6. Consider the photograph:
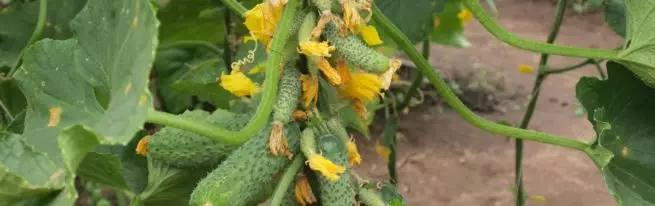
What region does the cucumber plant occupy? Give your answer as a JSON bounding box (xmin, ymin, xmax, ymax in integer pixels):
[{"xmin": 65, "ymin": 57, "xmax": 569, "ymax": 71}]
[{"xmin": 0, "ymin": 0, "xmax": 652, "ymax": 205}]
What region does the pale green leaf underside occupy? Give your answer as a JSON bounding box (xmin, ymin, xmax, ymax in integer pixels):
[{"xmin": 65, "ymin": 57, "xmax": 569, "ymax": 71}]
[
  {"xmin": 13, "ymin": 0, "xmax": 158, "ymax": 168},
  {"xmin": 616, "ymin": 0, "xmax": 655, "ymax": 88},
  {"xmin": 576, "ymin": 62, "xmax": 655, "ymax": 206}
]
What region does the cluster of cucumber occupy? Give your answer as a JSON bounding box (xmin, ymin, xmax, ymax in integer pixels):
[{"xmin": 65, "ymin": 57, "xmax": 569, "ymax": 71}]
[{"xmin": 145, "ymin": 0, "xmax": 407, "ymax": 205}]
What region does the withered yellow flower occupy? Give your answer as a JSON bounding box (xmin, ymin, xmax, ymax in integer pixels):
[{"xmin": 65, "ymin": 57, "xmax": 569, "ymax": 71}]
[
  {"xmin": 341, "ymin": 0, "xmax": 362, "ymax": 34},
  {"xmin": 375, "ymin": 140, "xmax": 391, "ymax": 164},
  {"xmin": 135, "ymin": 135, "xmax": 151, "ymax": 156},
  {"xmin": 294, "ymin": 174, "xmax": 317, "ymax": 205},
  {"xmin": 359, "ymin": 24, "xmax": 383, "ymax": 46},
  {"xmin": 306, "ymin": 154, "xmax": 346, "ymax": 181},
  {"xmin": 518, "ymin": 64, "xmax": 534, "ymax": 74},
  {"xmin": 268, "ymin": 121, "xmax": 292, "ymax": 159},
  {"xmin": 380, "ymin": 59, "xmax": 401, "ymax": 90},
  {"xmin": 317, "ymin": 58, "xmax": 342, "ymax": 85},
  {"xmin": 346, "ymin": 138, "xmax": 362, "ymax": 166},
  {"xmin": 336, "ymin": 60, "xmax": 352, "ymax": 84},
  {"xmin": 300, "ymin": 75, "xmax": 319, "ymax": 107},
  {"xmin": 220, "ymin": 70, "xmax": 260, "ymax": 97},
  {"xmin": 299, "ymin": 41, "xmax": 336, "ymax": 57}
]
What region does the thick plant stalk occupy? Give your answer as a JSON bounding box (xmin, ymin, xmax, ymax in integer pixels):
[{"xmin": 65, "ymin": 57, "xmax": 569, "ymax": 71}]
[
  {"xmin": 146, "ymin": 0, "xmax": 301, "ymax": 145},
  {"xmin": 370, "ymin": 4, "xmax": 589, "ymax": 151},
  {"xmin": 270, "ymin": 155, "xmax": 305, "ymax": 206},
  {"xmin": 461, "ymin": 0, "xmax": 618, "ymax": 60}
]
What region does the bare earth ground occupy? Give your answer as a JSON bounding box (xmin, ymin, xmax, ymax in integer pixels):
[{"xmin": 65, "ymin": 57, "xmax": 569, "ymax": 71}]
[{"xmin": 354, "ymin": 0, "xmax": 623, "ymax": 205}]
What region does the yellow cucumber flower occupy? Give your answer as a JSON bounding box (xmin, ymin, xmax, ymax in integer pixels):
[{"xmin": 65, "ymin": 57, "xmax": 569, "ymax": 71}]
[
  {"xmin": 306, "ymin": 154, "xmax": 346, "ymax": 181},
  {"xmin": 346, "ymin": 138, "xmax": 362, "ymax": 166},
  {"xmin": 299, "ymin": 41, "xmax": 336, "ymax": 57},
  {"xmin": 268, "ymin": 121, "xmax": 293, "ymax": 159},
  {"xmin": 518, "ymin": 64, "xmax": 534, "ymax": 74},
  {"xmin": 458, "ymin": 8, "xmax": 473, "ymax": 23},
  {"xmin": 294, "ymin": 174, "xmax": 317, "ymax": 205},
  {"xmin": 338, "ymin": 72, "xmax": 383, "ymax": 103},
  {"xmin": 244, "ymin": 2, "xmax": 284, "ymax": 49},
  {"xmin": 341, "ymin": 0, "xmax": 362, "ymax": 35},
  {"xmin": 380, "ymin": 59, "xmax": 401, "ymax": 90},
  {"xmin": 317, "ymin": 58, "xmax": 342, "ymax": 85},
  {"xmin": 375, "ymin": 140, "xmax": 391, "ymax": 164},
  {"xmin": 220, "ymin": 70, "xmax": 260, "ymax": 97},
  {"xmin": 336, "ymin": 59, "xmax": 352, "ymax": 84},
  {"xmin": 135, "ymin": 135, "xmax": 151, "ymax": 156},
  {"xmin": 300, "ymin": 74, "xmax": 319, "ymax": 107},
  {"xmin": 359, "ymin": 24, "xmax": 383, "ymax": 46}
]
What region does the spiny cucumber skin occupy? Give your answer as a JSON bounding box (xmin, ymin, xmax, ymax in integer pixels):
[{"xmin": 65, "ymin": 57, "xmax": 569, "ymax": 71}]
[
  {"xmin": 326, "ymin": 117, "xmax": 349, "ymax": 143},
  {"xmin": 146, "ymin": 110, "xmax": 250, "ymax": 168},
  {"xmin": 300, "ymin": 128, "xmax": 317, "ymax": 158},
  {"xmin": 325, "ymin": 24, "xmax": 389, "ymax": 73},
  {"xmin": 272, "ymin": 66, "xmax": 302, "ymax": 124},
  {"xmin": 317, "ymin": 135, "xmax": 354, "ymax": 206},
  {"xmin": 189, "ymin": 123, "xmax": 302, "ymax": 206}
]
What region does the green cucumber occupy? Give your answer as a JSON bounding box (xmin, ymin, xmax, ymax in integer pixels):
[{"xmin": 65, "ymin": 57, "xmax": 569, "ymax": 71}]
[
  {"xmin": 146, "ymin": 109, "xmax": 250, "ymax": 168},
  {"xmin": 316, "ymin": 134, "xmax": 355, "ymax": 206},
  {"xmin": 189, "ymin": 123, "xmax": 302, "ymax": 206},
  {"xmin": 325, "ymin": 24, "xmax": 389, "ymax": 73},
  {"xmin": 360, "ymin": 181, "xmax": 407, "ymax": 206},
  {"xmin": 272, "ymin": 65, "xmax": 302, "ymax": 124}
]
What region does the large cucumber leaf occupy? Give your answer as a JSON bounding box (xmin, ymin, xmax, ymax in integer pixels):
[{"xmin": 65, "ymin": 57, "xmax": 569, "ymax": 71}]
[
  {"xmin": 615, "ymin": 0, "xmax": 655, "ymax": 88},
  {"xmin": 577, "ymin": 62, "xmax": 655, "ymax": 205}
]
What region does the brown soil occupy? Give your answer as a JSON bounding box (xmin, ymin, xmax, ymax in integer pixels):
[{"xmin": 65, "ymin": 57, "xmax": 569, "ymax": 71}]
[{"xmin": 354, "ymin": 0, "xmax": 623, "ymax": 205}]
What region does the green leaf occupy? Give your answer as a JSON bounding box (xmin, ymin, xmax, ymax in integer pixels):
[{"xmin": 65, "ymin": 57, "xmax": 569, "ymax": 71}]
[
  {"xmin": 138, "ymin": 158, "xmax": 212, "ymax": 206},
  {"xmin": 153, "ymin": 49, "xmax": 194, "ymax": 113},
  {"xmin": 430, "ymin": 0, "xmax": 470, "ymax": 48},
  {"xmin": 376, "ymin": 0, "xmax": 446, "ymax": 44},
  {"xmin": 615, "ymin": 0, "xmax": 655, "ymax": 88},
  {"xmin": 0, "ymin": 0, "xmax": 87, "ymax": 67},
  {"xmin": 603, "ymin": 0, "xmax": 626, "ymax": 37},
  {"xmin": 157, "ymin": 0, "xmax": 225, "ymax": 44},
  {"xmin": 576, "ymin": 62, "xmax": 655, "ymax": 205},
  {"xmin": 13, "ymin": 0, "xmax": 158, "ymax": 167},
  {"xmin": 0, "ymin": 79, "xmax": 26, "ymax": 120},
  {"xmin": 0, "ymin": 132, "xmax": 66, "ymax": 205},
  {"xmin": 173, "ymin": 58, "xmax": 236, "ymax": 110},
  {"xmin": 77, "ymin": 131, "xmax": 149, "ymax": 193}
]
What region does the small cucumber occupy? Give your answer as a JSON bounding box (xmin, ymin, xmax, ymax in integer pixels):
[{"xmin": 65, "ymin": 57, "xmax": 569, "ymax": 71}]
[
  {"xmin": 189, "ymin": 123, "xmax": 302, "ymax": 206},
  {"xmin": 146, "ymin": 109, "xmax": 250, "ymax": 168},
  {"xmin": 272, "ymin": 66, "xmax": 302, "ymax": 124},
  {"xmin": 316, "ymin": 134, "xmax": 355, "ymax": 206},
  {"xmin": 325, "ymin": 24, "xmax": 389, "ymax": 73},
  {"xmin": 360, "ymin": 181, "xmax": 407, "ymax": 206}
]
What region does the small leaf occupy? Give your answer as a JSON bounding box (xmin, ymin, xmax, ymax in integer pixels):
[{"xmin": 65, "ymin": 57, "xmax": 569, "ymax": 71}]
[
  {"xmin": 576, "ymin": 62, "xmax": 655, "ymax": 205},
  {"xmin": 173, "ymin": 58, "xmax": 236, "ymax": 110},
  {"xmin": 376, "ymin": 0, "xmax": 446, "ymax": 44},
  {"xmin": 138, "ymin": 159, "xmax": 212, "ymax": 206},
  {"xmin": 430, "ymin": 0, "xmax": 470, "ymax": 48},
  {"xmin": 157, "ymin": 0, "xmax": 225, "ymax": 44},
  {"xmin": 0, "ymin": 0, "xmax": 87, "ymax": 67}
]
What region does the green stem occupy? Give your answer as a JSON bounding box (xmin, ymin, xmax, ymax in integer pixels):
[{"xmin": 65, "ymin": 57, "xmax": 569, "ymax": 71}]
[
  {"xmin": 0, "ymin": 100, "xmax": 14, "ymax": 122},
  {"xmin": 269, "ymin": 155, "xmax": 305, "ymax": 206},
  {"xmin": 541, "ymin": 59, "xmax": 594, "ymax": 75},
  {"xmin": 398, "ymin": 39, "xmax": 429, "ymax": 110},
  {"xmin": 147, "ymin": 0, "xmax": 301, "ymax": 144},
  {"xmin": 7, "ymin": 0, "xmax": 48, "ymax": 77},
  {"xmin": 157, "ymin": 41, "xmax": 222, "ymax": 54},
  {"xmin": 372, "ymin": 4, "xmax": 589, "ymax": 151},
  {"xmin": 515, "ymin": 1, "xmax": 566, "ymax": 204},
  {"xmin": 461, "ymin": 0, "xmax": 618, "ymax": 60},
  {"xmin": 593, "ymin": 60, "xmax": 607, "ymax": 79},
  {"xmin": 219, "ymin": 0, "xmax": 247, "ymax": 17},
  {"xmin": 115, "ymin": 189, "xmax": 127, "ymax": 206}
]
